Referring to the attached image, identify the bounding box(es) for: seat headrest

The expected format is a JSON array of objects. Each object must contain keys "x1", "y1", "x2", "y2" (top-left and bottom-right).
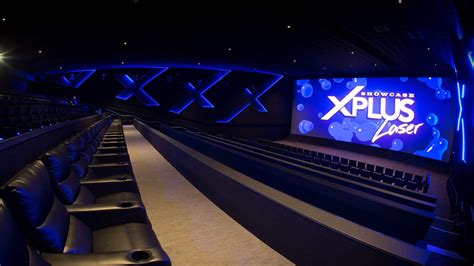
[
  {"x1": 40, "y1": 145, "x2": 71, "y2": 183},
  {"x1": 3, "y1": 160, "x2": 55, "y2": 227},
  {"x1": 64, "y1": 137, "x2": 82, "y2": 163}
]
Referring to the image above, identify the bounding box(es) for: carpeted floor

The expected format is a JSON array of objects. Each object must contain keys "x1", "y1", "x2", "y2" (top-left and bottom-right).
[{"x1": 123, "y1": 125, "x2": 293, "y2": 266}]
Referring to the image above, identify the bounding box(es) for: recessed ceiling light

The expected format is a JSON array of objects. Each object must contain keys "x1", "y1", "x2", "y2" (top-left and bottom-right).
[
  {"x1": 351, "y1": 51, "x2": 355, "y2": 55},
  {"x1": 374, "y1": 63, "x2": 377, "y2": 67},
  {"x1": 197, "y1": 62, "x2": 201, "y2": 65},
  {"x1": 293, "y1": 59, "x2": 296, "y2": 63},
  {"x1": 59, "y1": 66, "x2": 63, "y2": 70},
  {"x1": 124, "y1": 41, "x2": 128, "y2": 46},
  {"x1": 228, "y1": 48, "x2": 232, "y2": 51},
  {"x1": 434, "y1": 63, "x2": 437, "y2": 66},
  {"x1": 121, "y1": 61, "x2": 125, "y2": 65},
  {"x1": 398, "y1": 0, "x2": 402, "y2": 4},
  {"x1": 38, "y1": 50, "x2": 43, "y2": 54},
  {"x1": 427, "y1": 47, "x2": 430, "y2": 51},
  {"x1": 287, "y1": 25, "x2": 291, "y2": 29},
  {"x1": 1, "y1": 18, "x2": 5, "y2": 22}
]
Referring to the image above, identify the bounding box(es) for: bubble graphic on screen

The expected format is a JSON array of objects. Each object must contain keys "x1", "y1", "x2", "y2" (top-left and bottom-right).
[
  {"x1": 346, "y1": 77, "x2": 367, "y2": 90},
  {"x1": 418, "y1": 77, "x2": 443, "y2": 90},
  {"x1": 432, "y1": 127, "x2": 440, "y2": 139},
  {"x1": 328, "y1": 122, "x2": 353, "y2": 142},
  {"x1": 435, "y1": 88, "x2": 445, "y2": 99},
  {"x1": 297, "y1": 104, "x2": 304, "y2": 111},
  {"x1": 321, "y1": 79, "x2": 332, "y2": 90},
  {"x1": 443, "y1": 90, "x2": 451, "y2": 99},
  {"x1": 414, "y1": 138, "x2": 448, "y2": 160},
  {"x1": 333, "y1": 78, "x2": 344, "y2": 83},
  {"x1": 346, "y1": 81, "x2": 356, "y2": 90},
  {"x1": 355, "y1": 122, "x2": 378, "y2": 142},
  {"x1": 318, "y1": 113, "x2": 323, "y2": 118},
  {"x1": 318, "y1": 79, "x2": 325, "y2": 84},
  {"x1": 301, "y1": 83, "x2": 314, "y2": 98},
  {"x1": 342, "y1": 118, "x2": 352, "y2": 128},
  {"x1": 298, "y1": 120, "x2": 314, "y2": 134},
  {"x1": 351, "y1": 122, "x2": 359, "y2": 132},
  {"x1": 426, "y1": 113, "x2": 438, "y2": 126},
  {"x1": 400, "y1": 77, "x2": 408, "y2": 82},
  {"x1": 390, "y1": 139, "x2": 404, "y2": 151}
]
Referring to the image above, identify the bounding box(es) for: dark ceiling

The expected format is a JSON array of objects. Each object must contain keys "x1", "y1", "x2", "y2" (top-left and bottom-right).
[{"x1": 0, "y1": 0, "x2": 472, "y2": 78}]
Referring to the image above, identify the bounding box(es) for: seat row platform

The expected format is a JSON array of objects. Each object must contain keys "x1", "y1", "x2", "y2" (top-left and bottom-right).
[{"x1": 0, "y1": 117, "x2": 171, "y2": 265}]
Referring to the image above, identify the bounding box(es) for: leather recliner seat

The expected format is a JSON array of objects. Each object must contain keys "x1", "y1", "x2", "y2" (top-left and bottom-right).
[
  {"x1": 40, "y1": 146, "x2": 140, "y2": 205},
  {"x1": 2, "y1": 162, "x2": 171, "y2": 265}
]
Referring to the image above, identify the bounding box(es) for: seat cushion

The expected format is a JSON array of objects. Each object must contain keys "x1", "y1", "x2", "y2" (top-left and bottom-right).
[
  {"x1": 95, "y1": 192, "x2": 141, "y2": 205},
  {"x1": 93, "y1": 223, "x2": 160, "y2": 252},
  {"x1": 63, "y1": 216, "x2": 92, "y2": 254},
  {"x1": 72, "y1": 187, "x2": 96, "y2": 205}
]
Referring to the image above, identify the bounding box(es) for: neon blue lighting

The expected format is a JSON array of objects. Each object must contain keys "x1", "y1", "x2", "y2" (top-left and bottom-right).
[
  {"x1": 58, "y1": 70, "x2": 96, "y2": 88},
  {"x1": 115, "y1": 68, "x2": 168, "y2": 106},
  {"x1": 169, "y1": 70, "x2": 231, "y2": 114},
  {"x1": 456, "y1": 82, "x2": 463, "y2": 131},
  {"x1": 216, "y1": 74, "x2": 283, "y2": 123},
  {"x1": 461, "y1": 118, "x2": 466, "y2": 163},
  {"x1": 468, "y1": 51, "x2": 474, "y2": 68},
  {"x1": 461, "y1": 84, "x2": 465, "y2": 98}
]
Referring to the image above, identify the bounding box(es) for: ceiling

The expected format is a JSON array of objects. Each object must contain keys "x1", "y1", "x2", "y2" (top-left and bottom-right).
[{"x1": 0, "y1": 0, "x2": 469, "y2": 78}]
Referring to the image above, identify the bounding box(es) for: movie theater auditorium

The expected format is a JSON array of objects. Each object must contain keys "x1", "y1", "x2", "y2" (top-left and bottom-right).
[{"x1": 1, "y1": 1, "x2": 473, "y2": 265}]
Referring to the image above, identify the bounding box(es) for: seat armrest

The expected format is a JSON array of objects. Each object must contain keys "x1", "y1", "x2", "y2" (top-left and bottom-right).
[
  {"x1": 42, "y1": 248, "x2": 171, "y2": 265},
  {"x1": 66, "y1": 203, "x2": 149, "y2": 230},
  {"x1": 93, "y1": 153, "x2": 130, "y2": 163},
  {"x1": 97, "y1": 146, "x2": 128, "y2": 153},
  {"x1": 80, "y1": 178, "x2": 138, "y2": 197},
  {"x1": 88, "y1": 162, "x2": 133, "y2": 176}
]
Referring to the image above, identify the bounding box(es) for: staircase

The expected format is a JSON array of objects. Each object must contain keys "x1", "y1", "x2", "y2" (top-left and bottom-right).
[{"x1": 422, "y1": 217, "x2": 470, "y2": 265}]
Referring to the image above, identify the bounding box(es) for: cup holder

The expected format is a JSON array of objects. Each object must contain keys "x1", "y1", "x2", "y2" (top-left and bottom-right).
[
  {"x1": 118, "y1": 201, "x2": 134, "y2": 208},
  {"x1": 128, "y1": 250, "x2": 152, "y2": 262},
  {"x1": 116, "y1": 176, "x2": 128, "y2": 181}
]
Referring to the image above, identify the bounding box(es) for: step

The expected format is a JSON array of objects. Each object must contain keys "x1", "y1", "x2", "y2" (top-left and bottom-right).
[
  {"x1": 425, "y1": 226, "x2": 461, "y2": 252},
  {"x1": 426, "y1": 245, "x2": 469, "y2": 266},
  {"x1": 433, "y1": 216, "x2": 456, "y2": 232}
]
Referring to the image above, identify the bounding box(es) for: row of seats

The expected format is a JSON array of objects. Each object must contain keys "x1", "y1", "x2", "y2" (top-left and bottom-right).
[
  {"x1": 0, "y1": 117, "x2": 170, "y2": 265},
  {"x1": 248, "y1": 139, "x2": 430, "y2": 193},
  {"x1": 0, "y1": 104, "x2": 91, "y2": 140}
]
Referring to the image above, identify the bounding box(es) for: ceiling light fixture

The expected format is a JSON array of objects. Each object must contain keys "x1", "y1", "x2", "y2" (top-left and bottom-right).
[
  {"x1": 1, "y1": 18, "x2": 5, "y2": 22},
  {"x1": 287, "y1": 25, "x2": 291, "y2": 29},
  {"x1": 38, "y1": 50, "x2": 43, "y2": 54}
]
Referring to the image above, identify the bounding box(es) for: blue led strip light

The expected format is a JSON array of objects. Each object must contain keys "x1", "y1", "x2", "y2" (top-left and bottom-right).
[
  {"x1": 456, "y1": 82, "x2": 463, "y2": 131},
  {"x1": 58, "y1": 70, "x2": 96, "y2": 88},
  {"x1": 456, "y1": 82, "x2": 467, "y2": 163},
  {"x1": 169, "y1": 70, "x2": 231, "y2": 114},
  {"x1": 115, "y1": 68, "x2": 168, "y2": 106},
  {"x1": 468, "y1": 51, "x2": 474, "y2": 69},
  {"x1": 217, "y1": 74, "x2": 283, "y2": 123}
]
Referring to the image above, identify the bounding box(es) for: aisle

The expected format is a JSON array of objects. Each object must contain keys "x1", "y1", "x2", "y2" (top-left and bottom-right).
[{"x1": 123, "y1": 125, "x2": 292, "y2": 266}]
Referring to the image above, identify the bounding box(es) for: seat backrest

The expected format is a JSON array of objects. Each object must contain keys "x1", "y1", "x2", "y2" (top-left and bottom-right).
[
  {"x1": 41, "y1": 147, "x2": 92, "y2": 204},
  {"x1": 2, "y1": 161, "x2": 70, "y2": 252}
]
